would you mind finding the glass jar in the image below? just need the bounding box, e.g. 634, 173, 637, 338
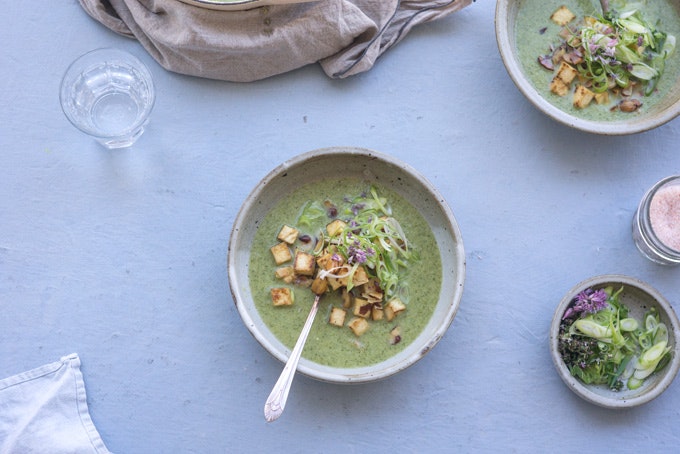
633, 175, 680, 265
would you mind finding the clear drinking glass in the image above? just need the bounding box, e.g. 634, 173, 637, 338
632, 175, 680, 266
60, 48, 155, 149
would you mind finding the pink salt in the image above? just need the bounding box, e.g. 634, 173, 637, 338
650, 184, 680, 251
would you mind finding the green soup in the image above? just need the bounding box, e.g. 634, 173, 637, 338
515, 0, 680, 121
248, 178, 442, 368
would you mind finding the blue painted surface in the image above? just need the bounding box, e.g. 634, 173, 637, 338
2, 1, 680, 452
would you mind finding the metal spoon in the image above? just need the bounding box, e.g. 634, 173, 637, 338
264, 293, 321, 422
600, 0, 610, 15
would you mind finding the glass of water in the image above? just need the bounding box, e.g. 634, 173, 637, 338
60, 48, 155, 149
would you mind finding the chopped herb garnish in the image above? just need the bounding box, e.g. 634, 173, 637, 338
270, 186, 418, 340
540, 1, 676, 110
558, 286, 672, 391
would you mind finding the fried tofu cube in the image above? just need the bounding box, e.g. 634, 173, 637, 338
271, 287, 293, 306
551, 6, 575, 26
352, 266, 370, 287
361, 278, 383, 300
316, 252, 331, 270
311, 276, 328, 295
550, 62, 578, 97
276, 225, 299, 244
341, 288, 352, 308
328, 274, 348, 291
555, 62, 578, 84
327, 277, 341, 291
329, 307, 346, 327
353, 297, 372, 318
594, 91, 609, 105
270, 242, 292, 265
385, 298, 406, 321
293, 250, 315, 276
326, 219, 347, 237
348, 317, 369, 336
372, 304, 384, 321
583, 16, 598, 28
573, 85, 595, 108
317, 251, 343, 271
275, 266, 294, 283
550, 79, 570, 97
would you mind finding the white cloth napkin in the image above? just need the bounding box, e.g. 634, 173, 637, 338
0, 354, 111, 454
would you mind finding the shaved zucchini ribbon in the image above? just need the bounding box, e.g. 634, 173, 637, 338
568, 3, 676, 96
301, 186, 417, 302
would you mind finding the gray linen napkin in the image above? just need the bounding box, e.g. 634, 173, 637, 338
78, 0, 473, 82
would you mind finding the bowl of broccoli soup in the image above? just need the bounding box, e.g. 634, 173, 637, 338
228, 147, 465, 383
496, 0, 680, 134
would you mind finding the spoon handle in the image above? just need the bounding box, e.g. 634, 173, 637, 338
264, 294, 321, 422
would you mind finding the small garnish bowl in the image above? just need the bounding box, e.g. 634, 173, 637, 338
550, 275, 680, 408
495, 0, 680, 135
228, 147, 466, 384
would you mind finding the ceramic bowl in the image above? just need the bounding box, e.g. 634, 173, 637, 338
550, 275, 680, 408
495, 0, 680, 135
177, 0, 316, 11
228, 147, 465, 383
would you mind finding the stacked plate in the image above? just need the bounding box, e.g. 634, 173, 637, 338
178, 0, 317, 11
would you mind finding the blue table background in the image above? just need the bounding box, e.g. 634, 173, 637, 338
2, 1, 680, 452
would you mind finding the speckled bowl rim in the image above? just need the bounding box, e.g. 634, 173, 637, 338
227, 147, 465, 384
176, 0, 317, 11
495, 0, 680, 135
550, 274, 680, 408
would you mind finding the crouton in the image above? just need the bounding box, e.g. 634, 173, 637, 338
348, 317, 370, 336
372, 303, 384, 321
550, 78, 570, 97
352, 266, 370, 287
293, 250, 316, 276
310, 275, 328, 295
385, 298, 406, 321
274, 266, 294, 283
341, 288, 352, 308
271, 287, 293, 306
317, 251, 343, 271
353, 297, 373, 318
326, 219, 347, 237
550, 62, 579, 97
573, 85, 595, 108
276, 225, 299, 244
327, 271, 349, 291
360, 278, 383, 303
329, 307, 346, 327
555, 62, 578, 85
594, 91, 609, 105
551, 6, 575, 26
270, 242, 292, 265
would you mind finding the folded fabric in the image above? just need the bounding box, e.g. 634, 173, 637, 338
78, 0, 473, 82
0, 354, 111, 454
